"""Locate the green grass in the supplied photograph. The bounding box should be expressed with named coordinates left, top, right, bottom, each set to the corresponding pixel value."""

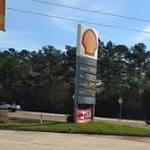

left=0, top=120, right=150, bottom=137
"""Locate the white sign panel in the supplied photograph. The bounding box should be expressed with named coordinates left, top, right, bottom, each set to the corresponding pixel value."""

left=118, top=97, right=123, bottom=104
left=77, top=24, right=99, bottom=60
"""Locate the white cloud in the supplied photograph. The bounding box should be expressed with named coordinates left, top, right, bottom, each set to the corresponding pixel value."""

left=0, top=30, right=39, bottom=50
left=4, top=0, right=135, bottom=50
left=47, top=0, right=122, bottom=33
left=134, top=24, right=150, bottom=43
left=59, top=0, right=81, bottom=6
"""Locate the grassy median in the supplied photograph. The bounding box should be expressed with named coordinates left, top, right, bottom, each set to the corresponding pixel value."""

left=0, top=120, right=150, bottom=137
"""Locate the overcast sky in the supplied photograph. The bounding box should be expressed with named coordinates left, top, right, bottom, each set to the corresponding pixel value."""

left=0, top=0, right=150, bottom=51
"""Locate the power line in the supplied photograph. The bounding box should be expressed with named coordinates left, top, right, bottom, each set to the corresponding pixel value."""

left=7, top=7, right=150, bottom=34
left=32, top=0, right=150, bottom=24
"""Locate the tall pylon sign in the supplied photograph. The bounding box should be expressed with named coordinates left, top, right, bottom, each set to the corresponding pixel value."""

left=0, top=0, right=5, bottom=31
left=74, top=24, right=99, bottom=123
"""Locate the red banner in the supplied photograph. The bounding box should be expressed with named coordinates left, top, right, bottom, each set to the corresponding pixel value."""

left=0, top=0, right=5, bottom=31
left=76, top=107, right=93, bottom=123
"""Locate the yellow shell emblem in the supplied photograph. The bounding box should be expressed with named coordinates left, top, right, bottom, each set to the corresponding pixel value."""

left=82, top=29, right=97, bottom=56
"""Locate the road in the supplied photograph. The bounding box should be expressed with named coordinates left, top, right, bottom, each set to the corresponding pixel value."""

left=0, top=130, right=150, bottom=150
left=8, top=111, right=148, bottom=127
left=8, top=111, right=67, bottom=122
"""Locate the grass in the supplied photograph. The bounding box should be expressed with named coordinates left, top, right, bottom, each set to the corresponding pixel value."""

left=0, top=119, right=150, bottom=137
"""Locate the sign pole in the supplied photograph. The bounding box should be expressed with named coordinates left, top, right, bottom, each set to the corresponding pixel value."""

left=118, top=97, right=123, bottom=120
left=119, top=103, right=122, bottom=120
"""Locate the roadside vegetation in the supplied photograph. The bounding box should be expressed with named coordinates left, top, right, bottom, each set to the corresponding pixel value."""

left=0, top=120, right=150, bottom=137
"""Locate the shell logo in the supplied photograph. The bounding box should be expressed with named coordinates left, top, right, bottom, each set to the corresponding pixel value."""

left=82, top=29, right=97, bottom=56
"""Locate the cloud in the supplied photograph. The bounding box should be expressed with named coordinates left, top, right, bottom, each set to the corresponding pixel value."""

left=0, top=30, right=39, bottom=50
left=59, top=0, right=81, bottom=6
left=4, top=0, right=137, bottom=51
left=134, top=24, right=150, bottom=43
left=47, top=0, right=119, bottom=33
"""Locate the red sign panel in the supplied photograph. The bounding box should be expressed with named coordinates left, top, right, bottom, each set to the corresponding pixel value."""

left=76, top=107, right=93, bottom=123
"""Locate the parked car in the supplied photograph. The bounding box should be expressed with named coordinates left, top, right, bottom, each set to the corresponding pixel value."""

left=0, top=101, right=21, bottom=112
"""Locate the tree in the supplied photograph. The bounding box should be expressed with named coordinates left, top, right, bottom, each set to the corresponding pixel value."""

left=0, top=42, right=149, bottom=119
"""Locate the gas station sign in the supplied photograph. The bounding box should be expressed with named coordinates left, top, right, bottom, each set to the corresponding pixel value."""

left=74, top=24, right=99, bottom=123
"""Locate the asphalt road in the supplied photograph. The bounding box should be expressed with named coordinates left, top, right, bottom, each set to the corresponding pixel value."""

left=8, top=111, right=148, bottom=127
left=0, top=130, right=150, bottom=150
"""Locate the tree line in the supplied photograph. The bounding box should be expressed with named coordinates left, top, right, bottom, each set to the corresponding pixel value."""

left=0, top=41, right=150, bottom=120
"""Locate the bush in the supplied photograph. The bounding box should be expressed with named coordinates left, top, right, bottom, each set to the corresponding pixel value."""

left=66, top=114, right=73, bottom=123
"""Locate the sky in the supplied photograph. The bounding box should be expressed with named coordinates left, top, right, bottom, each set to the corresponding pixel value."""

left=0, top=0, right=150, bottom=51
